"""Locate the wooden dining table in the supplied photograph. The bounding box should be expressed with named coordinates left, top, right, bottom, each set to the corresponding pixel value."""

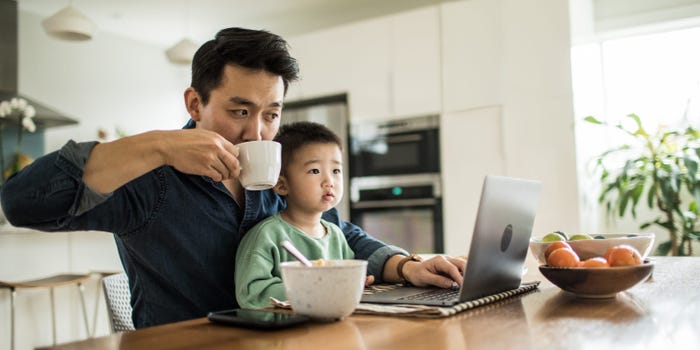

left=39, top=257, right=699, bottom=349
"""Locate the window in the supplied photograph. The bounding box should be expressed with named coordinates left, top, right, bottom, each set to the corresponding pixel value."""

left=571, top=25, right=700, bottom=233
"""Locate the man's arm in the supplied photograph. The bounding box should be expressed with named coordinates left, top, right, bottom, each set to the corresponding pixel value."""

left=83, top=129, right=240, bottom=194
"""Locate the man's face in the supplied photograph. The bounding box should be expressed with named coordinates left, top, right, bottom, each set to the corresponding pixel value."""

left=189, top=64, right=285, bottom=144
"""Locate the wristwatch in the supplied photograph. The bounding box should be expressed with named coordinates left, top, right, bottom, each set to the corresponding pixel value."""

left=396, top=254, right=423, bottom=285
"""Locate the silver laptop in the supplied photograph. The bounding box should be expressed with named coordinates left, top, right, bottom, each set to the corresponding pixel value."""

left=361, top=175, right=542, bottom=306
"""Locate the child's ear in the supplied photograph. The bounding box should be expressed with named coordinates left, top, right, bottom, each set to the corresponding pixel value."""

left=274, top=176, right=289, bottom=196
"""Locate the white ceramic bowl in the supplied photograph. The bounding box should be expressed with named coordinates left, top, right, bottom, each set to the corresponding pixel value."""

left=280, top=259, right=367, bottom=321
left=529, top=233, right=655, bottom=265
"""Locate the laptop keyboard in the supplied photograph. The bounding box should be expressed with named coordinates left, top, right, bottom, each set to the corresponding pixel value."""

left=399, top=288, right=460, bottom=302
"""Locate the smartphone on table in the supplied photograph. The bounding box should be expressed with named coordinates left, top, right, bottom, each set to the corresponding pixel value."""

left=207, top=308, right=310, bottom=330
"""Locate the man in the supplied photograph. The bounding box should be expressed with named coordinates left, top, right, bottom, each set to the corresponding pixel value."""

left=0, top=27, right=464, bottom=328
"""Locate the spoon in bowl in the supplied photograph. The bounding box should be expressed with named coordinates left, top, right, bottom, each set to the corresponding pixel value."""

left=281, top=240, right=313, bottom=267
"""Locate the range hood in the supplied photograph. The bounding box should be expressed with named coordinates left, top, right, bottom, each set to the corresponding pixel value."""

left=0, top=0, right=78, bottom=129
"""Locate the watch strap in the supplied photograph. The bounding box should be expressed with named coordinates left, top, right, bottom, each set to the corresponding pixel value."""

left=396, top=254, right=423, bottom=284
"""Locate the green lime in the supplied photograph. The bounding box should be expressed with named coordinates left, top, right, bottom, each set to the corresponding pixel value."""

left=541, top=232, right=567, bottom=242
left=594, top=235, right=606, bottom=239
left=569, top=233, right=594, bottom=241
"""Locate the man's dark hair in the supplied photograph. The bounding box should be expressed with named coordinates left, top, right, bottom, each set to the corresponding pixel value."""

left=191, top=27, right=300, bottom=105
left=274, top=122, right=342, bottom=173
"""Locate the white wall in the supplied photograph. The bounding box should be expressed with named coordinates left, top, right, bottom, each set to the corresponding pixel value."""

left=19, top=13, right=191, bottom=152
left=0, top=10, right=193, bottom=350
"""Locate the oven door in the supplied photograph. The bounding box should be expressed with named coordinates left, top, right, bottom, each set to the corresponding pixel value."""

left=351, top=198, right=443, bottom=254
left=349, top=174, right=443, bottom=254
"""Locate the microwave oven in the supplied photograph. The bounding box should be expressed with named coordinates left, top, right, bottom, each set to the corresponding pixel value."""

left=349, top=115, right=440, bottom=178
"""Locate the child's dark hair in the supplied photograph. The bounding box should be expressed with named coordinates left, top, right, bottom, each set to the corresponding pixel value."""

left=191, top=27, right=300, bottom=105
left=274, top=122, right=342, bottom=173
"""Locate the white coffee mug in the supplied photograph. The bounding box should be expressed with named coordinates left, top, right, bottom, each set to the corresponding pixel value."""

left=237, top=140, right=282, bottom=191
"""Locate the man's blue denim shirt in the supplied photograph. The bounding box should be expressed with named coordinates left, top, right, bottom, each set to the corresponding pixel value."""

left=0, top=121, right=406, bottom=328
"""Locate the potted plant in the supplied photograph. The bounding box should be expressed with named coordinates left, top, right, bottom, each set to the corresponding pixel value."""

left=585, top=114, right=700, bottom=256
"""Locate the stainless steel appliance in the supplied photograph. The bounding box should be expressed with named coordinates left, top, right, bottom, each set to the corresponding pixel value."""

left=349, top=115, right=439, bottom=177
left=349, top=115, right=442, bottom=253
left=350, top=174, right=443, bottom=253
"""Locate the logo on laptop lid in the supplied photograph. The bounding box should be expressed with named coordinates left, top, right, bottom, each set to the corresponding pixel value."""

left=500, top=224, right=513, bottom=252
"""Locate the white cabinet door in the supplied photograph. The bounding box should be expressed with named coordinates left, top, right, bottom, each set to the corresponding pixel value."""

left=345, top=18, right=393, bottom=122
left=440, top=0, right=503, bottom=113
left=440, top=106, right=505, bottom=256
left=390, top=7, right=442, bottom=118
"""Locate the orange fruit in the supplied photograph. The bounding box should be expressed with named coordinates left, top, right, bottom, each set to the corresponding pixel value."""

left=605, top=245, right=642, bottom=267
left=547, top=247, right=580, bottom=267
left=579, top=257, right=609, bottom=268
left=544, top=241, right=572, bottom=260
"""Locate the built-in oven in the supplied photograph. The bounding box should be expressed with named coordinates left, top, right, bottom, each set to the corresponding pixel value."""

left=349, top=115, right=439, bottom=177
left=350, top=174, right=443, bottom=253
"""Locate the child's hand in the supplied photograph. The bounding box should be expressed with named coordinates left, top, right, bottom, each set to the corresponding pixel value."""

left=364, top=275, right=375, bottom=286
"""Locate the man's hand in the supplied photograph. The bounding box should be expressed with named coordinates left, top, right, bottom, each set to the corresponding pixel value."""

left=161, top=129, right=240, bottom=182
left=400, top=255, right=467, bottom=289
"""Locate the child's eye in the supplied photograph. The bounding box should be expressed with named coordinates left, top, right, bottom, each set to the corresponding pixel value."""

left=308, top=169, right=320, bottom=174
left=333, top=169, right=342, bottom=174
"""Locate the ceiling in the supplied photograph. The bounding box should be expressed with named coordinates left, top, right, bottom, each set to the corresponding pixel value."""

left=18, top=0, right=446, bottom=48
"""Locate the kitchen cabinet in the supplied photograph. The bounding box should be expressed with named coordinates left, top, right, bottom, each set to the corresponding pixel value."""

left=389, top=7, right=441, bottom=118
left=440, top=106, right=505, bottom=256
left=289, top=19, right=392, bottom=122
left=289, top=7, right=441, bottom=123
left=440, top=0, right=502, bottom=112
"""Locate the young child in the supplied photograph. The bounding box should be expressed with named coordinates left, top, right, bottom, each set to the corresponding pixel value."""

left=235, top=121, right=355, bottom=309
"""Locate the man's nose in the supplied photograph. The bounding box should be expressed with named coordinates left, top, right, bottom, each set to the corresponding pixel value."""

left=240, top=115, right=263, bottom=141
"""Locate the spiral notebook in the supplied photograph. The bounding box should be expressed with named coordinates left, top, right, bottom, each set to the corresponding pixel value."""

left=270, top=281, right=540, bottom=318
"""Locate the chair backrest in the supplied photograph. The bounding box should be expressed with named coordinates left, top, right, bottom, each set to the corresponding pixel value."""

left=102, top=272, right=135, bottom=332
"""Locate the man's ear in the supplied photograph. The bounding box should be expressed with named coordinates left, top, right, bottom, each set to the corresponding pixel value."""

left=274, top=175, right=289, bottom=196
left=184, top=87, right=202, bottom=122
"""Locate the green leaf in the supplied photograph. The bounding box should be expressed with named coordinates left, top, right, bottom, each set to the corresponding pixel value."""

left=684, top=156, right=698, bottom=177
left=646, top=182, right=656, bottom=208
left=655, top=241, right=672, bottom=256
left=584, top=116, right=603, bottom=124
left=653, top=219, right=675, bottom=232
left=619, top=191, right=630, bottom=217
left=626, top=114, right=650, bottom=138
left=630, top=181, right=644, bottom=218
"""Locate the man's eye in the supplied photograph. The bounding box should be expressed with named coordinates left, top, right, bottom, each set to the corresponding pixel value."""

left=231, top=110, right=248, bottom=117
left=266, top=112, right=280, bottom=121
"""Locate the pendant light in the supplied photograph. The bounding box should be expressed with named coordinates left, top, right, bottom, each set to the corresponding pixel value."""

left=166, top=0, right=198, bottom=65
left=41, top=1, right=96, bottom=41
left=166, top=38, right=198, bottom=65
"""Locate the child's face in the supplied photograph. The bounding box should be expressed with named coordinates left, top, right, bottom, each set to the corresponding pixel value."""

left=278, top=143, right=343, bottom=214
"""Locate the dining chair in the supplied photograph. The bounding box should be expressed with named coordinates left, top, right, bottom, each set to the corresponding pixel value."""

left=0, top=273, right=91, bottom=350
left=88, top=270, right=122, bottom=337
left=102, top=272, right=135, bottom=332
